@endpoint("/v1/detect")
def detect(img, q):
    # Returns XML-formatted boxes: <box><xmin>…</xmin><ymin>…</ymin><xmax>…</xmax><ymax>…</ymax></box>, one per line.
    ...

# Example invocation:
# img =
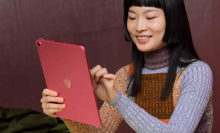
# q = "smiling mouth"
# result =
<box><xmin>137</xmin><ymin>36</ymin><xmax>152</xmax><ymax>40</ymax></box>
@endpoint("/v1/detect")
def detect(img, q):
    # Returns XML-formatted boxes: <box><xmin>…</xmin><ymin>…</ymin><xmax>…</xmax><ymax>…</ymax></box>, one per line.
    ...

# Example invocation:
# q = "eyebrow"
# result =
<box><xmin>128</xmin><ymin>9</ymin><xmax>158</xmax><ymax>14</ymax></box>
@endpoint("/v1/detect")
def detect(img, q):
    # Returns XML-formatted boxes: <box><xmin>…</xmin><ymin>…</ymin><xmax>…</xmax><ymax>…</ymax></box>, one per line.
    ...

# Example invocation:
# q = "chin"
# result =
<box><xmin>136</xmin><ymin>44</ymin><xmax>154</xmax><ymax>52</ymax></box>
<box><xmin>137</xmin><ymin>48</ymin><xmax>154</xmax><ymax>52</ymax></box>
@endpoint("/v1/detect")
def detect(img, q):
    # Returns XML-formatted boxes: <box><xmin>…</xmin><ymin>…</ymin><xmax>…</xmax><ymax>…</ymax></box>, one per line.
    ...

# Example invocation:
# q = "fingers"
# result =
<box><xmin>90</xmin><ymin>65</ymin><xmax>102</xmax><ymax>79</ymax></box>
<box><xmin>42</xmin><ymin>103</ymin><xmax>66</xmax><ymax>110</ymax></box>
<box><xmin>103</xmin><ymin>74</ymin><xmax>116</xmax><ymax>80</ymax></box>
<box><xmin>42</xmin><ymin>89</ymin><xmax>58</xmax><ymax>97</ymax></box>
<box><xmin>91</xmin><ymin>65</ymin><xmax>109</xmax><ymax>81</ymax></box>
<box><xmin>43</xmin><ymin>109</ymin><xmax>62</xmax><ymax>117</ymax></box>
<box><xmin>41</xmin><ymin>89</ymin><xmax>65</xmax><ymax>117</ymax></box>
<box><xmin>94</xmin><ymin>68</ymin><xmax>108</xmax><ymax>82</ymax></box>
<box><xmin>41</xmin><ymin>96</ymin><xmax>64</xmax><ymax>103</ymax></box>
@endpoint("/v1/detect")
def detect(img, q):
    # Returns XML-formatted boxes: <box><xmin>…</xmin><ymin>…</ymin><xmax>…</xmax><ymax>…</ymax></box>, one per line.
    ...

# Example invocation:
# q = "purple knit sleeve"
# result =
<box><xmin>107</xmin><ymin>61</ymin><xmax>213</xmax><ymax>133</ymax></box>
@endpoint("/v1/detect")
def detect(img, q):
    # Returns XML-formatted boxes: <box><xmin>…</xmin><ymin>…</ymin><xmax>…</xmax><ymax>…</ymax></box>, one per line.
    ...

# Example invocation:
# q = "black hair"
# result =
<box><xmin>124</xmin><ymin>0</ymin><xmax>200</xmax><ymax>99</ymax></box>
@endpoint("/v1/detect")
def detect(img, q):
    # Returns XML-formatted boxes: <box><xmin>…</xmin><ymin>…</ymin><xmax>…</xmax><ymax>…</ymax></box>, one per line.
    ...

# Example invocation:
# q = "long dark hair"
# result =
<box><xmin>124</xmin><ymin>0</ymin><xmax>200</xmax><ymax>99</ymax></box>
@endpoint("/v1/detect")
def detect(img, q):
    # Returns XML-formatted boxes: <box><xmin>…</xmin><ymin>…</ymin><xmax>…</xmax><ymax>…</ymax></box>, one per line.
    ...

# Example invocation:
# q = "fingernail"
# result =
<box><xmin>103</xmin><ymin>74</ymin><xmax>108</xmax><ymax>77</ymax></box>
<box><xmin>54</xmin><ymin>92</ymin><xmax>57</xmax><ymax>96</ymax></box>
<box><xmin>59</xmin><ymin>98</ymin><xmax>63</xmax><ymax>102</ymax></box>
<box><xmin>61</xmin><ymin>104</ymin><xmax>65</xmax><ymax>108</ymax></box>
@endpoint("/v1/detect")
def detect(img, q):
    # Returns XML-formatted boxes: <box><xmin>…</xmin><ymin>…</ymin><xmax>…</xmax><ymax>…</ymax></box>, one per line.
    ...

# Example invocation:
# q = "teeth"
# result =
<box><xmin>137</xmin><ymin>36</ymin><xmax>150</xmax><ymax>40</ymax></box>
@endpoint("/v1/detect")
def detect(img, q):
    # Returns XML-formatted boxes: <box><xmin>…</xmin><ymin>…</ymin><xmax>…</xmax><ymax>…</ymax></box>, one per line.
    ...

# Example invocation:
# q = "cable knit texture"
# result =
<box><xmin>143</xmin><ymin>45</ymin><xmax>170</xmax><ymax>70</ymax></box>
<box><xmin>108</xmin><ymin>61</ymin><xmax>213</xmax><ymax>133</ymax></box>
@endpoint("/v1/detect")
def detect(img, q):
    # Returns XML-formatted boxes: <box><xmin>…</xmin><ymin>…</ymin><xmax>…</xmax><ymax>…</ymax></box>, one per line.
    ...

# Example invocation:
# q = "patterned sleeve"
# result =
<box><xmin>61</xmin><ymin>65</ymin><xmax>129</xmax><ymax>133</ymax></box>
<box><xmin>107</xmin><ymin>61</ymin><xmax>213</xmax><ymax>133</ymax></box>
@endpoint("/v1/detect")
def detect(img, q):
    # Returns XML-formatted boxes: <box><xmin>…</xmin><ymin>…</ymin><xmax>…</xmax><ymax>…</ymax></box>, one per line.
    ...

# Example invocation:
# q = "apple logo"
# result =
<box><xmin>64</xmin><ymin>77</ymin><xmax>72</xmax><ymax>88</ymax></box>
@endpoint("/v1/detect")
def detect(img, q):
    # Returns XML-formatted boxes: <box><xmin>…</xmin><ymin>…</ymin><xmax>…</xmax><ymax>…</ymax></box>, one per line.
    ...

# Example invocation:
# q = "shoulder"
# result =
<box><xmin>115</xmin><ymin>64</ymin><xmax>131</xmax><ymax>76</ymax></box>
<box><xmin>181</xmin><ymin>60</ymin><xmax>213</xmax><ymax>92</ymax></box>
<box><xmin>183</xmin><ymin>60</ymin><xmax>213</xmax><ymax>78</ymax></box>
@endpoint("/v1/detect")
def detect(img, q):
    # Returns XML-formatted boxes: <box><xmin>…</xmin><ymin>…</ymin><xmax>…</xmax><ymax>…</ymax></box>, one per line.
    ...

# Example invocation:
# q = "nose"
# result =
<box><xmin>135</xmin><ymin>19</ymin><xmax>147</xmax><ymax>32</ymax></box>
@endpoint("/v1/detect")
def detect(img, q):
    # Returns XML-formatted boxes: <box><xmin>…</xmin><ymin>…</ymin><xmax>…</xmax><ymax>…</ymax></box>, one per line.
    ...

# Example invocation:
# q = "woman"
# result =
<box><xmin>40</xmin><ymin>0</ymin><xmax>213</xmax><ymax>132</ymax></box>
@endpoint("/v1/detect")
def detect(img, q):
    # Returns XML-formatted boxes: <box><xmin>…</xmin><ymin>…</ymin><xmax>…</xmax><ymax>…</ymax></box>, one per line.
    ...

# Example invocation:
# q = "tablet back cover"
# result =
<box><xmin>36</xmin><ymin>38</ymin><xmax>101</xmax><ymax>127</ymax></box>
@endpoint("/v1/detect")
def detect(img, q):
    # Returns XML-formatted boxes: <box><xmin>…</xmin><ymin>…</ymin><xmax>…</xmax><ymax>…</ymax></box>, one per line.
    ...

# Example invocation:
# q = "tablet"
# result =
<box><xmin>36</xmin><ymin>38</ymin><xmax>101</xmax><ymax>127</ymax></box>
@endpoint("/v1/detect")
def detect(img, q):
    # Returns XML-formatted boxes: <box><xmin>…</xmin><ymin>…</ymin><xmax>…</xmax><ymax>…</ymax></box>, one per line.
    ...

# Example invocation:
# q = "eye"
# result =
<box><xmin>128</xmin><ymin>17</ymin><xmax>136</xmax><ymax>20</ymax></box>
<box><xmin>147</xmin><ymin>17</ymin><xmax>156</xmax><ymax>20</ymax></box>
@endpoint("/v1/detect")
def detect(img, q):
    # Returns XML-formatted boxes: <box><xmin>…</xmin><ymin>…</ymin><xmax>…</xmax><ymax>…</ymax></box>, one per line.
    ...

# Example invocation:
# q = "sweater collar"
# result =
<box><xmin>143</xmin><ymin>45</ymin><xmax>170</xmax><ymax>70</ymax></box>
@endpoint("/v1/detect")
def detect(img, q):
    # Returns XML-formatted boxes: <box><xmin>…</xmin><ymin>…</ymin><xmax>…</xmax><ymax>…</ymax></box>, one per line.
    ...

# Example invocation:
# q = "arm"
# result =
<box><xmin>61</xmin><ymin>65</ymin><xmax>129</xmax><ymax>133</ymax></box>
<box><xmin>107</xmin><ymin>61</ymin><xmax>213</xmax><ymax>133</ymax></box>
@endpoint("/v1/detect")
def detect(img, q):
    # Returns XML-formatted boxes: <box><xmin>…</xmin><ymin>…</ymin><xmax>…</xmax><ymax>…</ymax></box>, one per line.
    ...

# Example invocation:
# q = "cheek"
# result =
<box><xmin>127</xmin><ymin>23</ymin><xmax>132</xmax><ymax>34</ymax></box>
<box><xmin>127</xmin><ymin>20</ymin><xmax>137</xmax><ymax>34</ymax></box>
<box><xmin>151</xmin><ymin>18</ymin><xmax>166</xmax><ymax>35</ymax></box>
<box><xmin>152</xmin><ymin>23</ymin><xmax>165</xmax><ymax>35</ymax></box>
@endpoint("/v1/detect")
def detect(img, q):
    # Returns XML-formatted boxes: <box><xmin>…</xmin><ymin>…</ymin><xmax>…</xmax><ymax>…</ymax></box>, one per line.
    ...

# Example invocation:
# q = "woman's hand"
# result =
<box><xmin>91</xmin><ymin>65</ymin><xmax>118</xmax><ymax>102</ymax></box>
<box><xmin>41</xmin><ymin>65</ymin><xmax>117</xmax><ymax>117</ymax></box>
<box><xmin>40</xmin><ymin>89</ymin><xmax>66</xmax><ymax>117</ymax></box>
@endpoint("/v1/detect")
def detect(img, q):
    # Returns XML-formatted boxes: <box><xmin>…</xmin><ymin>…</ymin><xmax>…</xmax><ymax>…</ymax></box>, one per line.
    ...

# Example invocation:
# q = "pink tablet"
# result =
<box><xmin>36</xmin><ymin>38</ymin><xmax>101</xmax><ymax>127</ymax></box>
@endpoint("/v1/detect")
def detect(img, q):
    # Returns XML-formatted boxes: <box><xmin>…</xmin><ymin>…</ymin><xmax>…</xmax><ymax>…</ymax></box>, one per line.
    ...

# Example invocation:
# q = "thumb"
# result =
<box><xmin>103</xmin><ymin>74</ymin><xmax>116</xmax><ymax>80</ymax></box>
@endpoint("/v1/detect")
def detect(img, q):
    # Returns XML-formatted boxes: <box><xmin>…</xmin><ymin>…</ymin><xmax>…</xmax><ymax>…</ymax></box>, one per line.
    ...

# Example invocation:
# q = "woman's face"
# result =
<box><xmin>127</xmin><ymin>6</ymin><xmax>167</xmax><ymax>52</ymax></box>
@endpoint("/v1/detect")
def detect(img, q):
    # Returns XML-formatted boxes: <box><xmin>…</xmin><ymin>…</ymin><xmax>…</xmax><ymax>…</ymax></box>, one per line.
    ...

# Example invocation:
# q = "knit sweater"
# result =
<box><xmin>61</xmin><ymin>48</ymin><xmax>213</xmax><ymax>133</ymax></box>
<box><xmin>107</xmin><ymin>61</ymin><xmax>213</xmax><ymax>133</ymax></box>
